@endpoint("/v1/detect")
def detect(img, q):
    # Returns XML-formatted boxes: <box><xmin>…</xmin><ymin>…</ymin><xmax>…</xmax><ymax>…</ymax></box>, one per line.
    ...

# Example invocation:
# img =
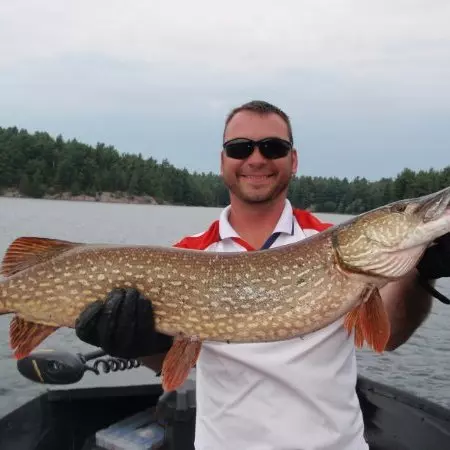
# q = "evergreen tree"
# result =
<box><xmin>0</xmin><ymin>126</ymin><xmax>448</xmax><ymax>213</ymax></box>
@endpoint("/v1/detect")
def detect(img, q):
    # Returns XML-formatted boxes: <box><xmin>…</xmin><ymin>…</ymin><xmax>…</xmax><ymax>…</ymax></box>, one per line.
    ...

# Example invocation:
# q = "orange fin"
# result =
<box><xmin>344</xmin><ymin>287</ymin><xmax>390</xmax><ymax>352</ymax></box>
<box><xmin>1</xmin><ymin>237</ymin><xmax>81</xmax><ymax>277</ymax></box>
<box><xmin>10</xmin><ymin>315</ymin><xmax>59</xmax><ymax>359</ymax></box>
<box><xmin>161</xmin><ymin>336</ymin><xmax>202</xmax><ymax>392</ymax></box>
<box><xmin>344</xmin><ymin>308</ymin><xmax>364</xmax><ymax>348</ymax></box>
<box><xmin>344</xmin><ymin>285</ymin><xmax>373</xmax><ymax>343</ymax></box>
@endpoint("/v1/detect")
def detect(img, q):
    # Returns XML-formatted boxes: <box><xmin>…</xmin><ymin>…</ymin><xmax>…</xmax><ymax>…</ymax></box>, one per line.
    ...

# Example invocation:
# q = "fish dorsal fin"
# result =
<box><xmin>1</xmin><ymin>237</ymin><xmax>80</xmax><ymax>277</ymax></box>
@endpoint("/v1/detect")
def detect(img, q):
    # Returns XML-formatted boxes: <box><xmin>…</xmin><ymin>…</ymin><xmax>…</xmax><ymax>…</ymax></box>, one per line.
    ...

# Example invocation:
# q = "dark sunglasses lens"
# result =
<box><xmin>224</xmin><ymin>141</ymin><xmax>253</xmax><ymax>159</ymax></box>
<box><xmin>259</xmin><ymin>139</ymin><xmax>291</xmax><ymax>159</ymax></box>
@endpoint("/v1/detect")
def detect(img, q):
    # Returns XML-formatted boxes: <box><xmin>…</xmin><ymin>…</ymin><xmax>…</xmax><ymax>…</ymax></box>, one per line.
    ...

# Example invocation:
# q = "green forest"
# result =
<box><xmin>1</xmin><ymin>126</ymin><xmax>449</xmax><ymax>214</ymax></box>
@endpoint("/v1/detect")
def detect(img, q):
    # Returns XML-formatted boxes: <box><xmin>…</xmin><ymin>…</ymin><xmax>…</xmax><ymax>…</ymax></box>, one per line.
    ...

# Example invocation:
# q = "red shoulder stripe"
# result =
<box><xmin>230</xmin><ymin>237</ymin><xmax>255</xmax><ymax>251</ymax></box>
<box><xmin>292</xmin><ymin>209</ymin><xmax>333</xmax><ymax>232</ymax></box>
<box><xmin>173</xmin><ymin>220</ymin><xmax>221</xmax><ymax>250</ymax></box>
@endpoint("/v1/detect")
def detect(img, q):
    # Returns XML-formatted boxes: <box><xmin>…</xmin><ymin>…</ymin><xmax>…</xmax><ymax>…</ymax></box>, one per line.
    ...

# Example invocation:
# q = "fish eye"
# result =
<box><xmin>393</xmin><ymin>203</ymin><xmax>407</xmax><ymax>213</ymax></box>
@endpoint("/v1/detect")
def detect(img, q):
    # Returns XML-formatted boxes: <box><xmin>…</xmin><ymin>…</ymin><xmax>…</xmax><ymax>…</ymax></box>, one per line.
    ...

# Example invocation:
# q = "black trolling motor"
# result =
<box><xmin>16</xmin><ymin>349</ymin><xmax>197</xmax><ymax>450</ymax></box>
<box><xmin>16</xmin><ymin>349</ymin><xmax>141</xmax><ymax>385</ymax></box>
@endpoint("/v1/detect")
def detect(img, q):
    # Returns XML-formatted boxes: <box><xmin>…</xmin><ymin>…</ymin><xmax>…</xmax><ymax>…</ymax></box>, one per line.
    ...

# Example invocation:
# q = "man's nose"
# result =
<box><xmin>246</xmin><ymin>146</ymin><xmax>267</xmax><ymax>165</ymax></box>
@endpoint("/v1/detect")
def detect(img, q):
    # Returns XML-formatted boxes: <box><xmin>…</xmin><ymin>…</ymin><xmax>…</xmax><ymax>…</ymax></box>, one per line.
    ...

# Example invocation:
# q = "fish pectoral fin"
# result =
<box><xmin>161</xmin><ymin>336</ymin><xmax>202</xmax><ymax>392</ymax></box>
<box><xmin>10</xmin><ymin>315</ymin><xmax>59</xmax><ymax>359</ymax></box>
<box><xmin>1</xmin><ymin>237</ymin><xmax>82</xmax><ymax>277</ymax></box>
<box><xmin>344</xmin><ymin>308</ymin><xmax>364</xmax><ymax>348</ymax></box>
<box><xmin>344</xmin><ymin>286</ymin><xmax>390</xmax><ymax>353</ymax></box>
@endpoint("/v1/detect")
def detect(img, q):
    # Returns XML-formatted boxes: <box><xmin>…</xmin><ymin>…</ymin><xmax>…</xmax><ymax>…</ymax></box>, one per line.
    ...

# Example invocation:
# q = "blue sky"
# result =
<box><xmin>0</xmin><ymin>0</ymin><xmax>449</xmax><ymax>180</ymax></box>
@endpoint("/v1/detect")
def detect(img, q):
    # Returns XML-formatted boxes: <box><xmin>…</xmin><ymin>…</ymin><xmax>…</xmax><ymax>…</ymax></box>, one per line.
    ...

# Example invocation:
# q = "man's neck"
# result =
<box><xmin>228</xmin><ymin>196</ymin><xmax>287</xmax><ymax>249</ymax></box>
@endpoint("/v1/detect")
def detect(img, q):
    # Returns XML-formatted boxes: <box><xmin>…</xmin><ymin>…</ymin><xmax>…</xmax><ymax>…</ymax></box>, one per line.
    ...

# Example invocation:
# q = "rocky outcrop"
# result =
<box><xmin>1</xmin><ymin>189</ymin><xmax>159</xmax><ymax>205</ymax></box>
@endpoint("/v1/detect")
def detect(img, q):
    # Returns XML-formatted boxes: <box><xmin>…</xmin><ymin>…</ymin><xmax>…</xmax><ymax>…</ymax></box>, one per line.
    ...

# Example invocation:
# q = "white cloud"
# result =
<box><xmin>0</xmin><ymin>1</ymin><xmax>449</xmax><ymax>179</ymax></box>
<box><xmin>1</xmin><ymin>0</ymin><xmax>450</xmax><ymax>73</ymax></box>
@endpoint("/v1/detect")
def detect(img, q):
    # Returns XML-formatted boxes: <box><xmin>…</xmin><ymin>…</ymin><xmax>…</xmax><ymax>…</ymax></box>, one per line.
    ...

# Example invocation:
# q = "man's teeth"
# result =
<box><xmin>243</xmin><ymin>175</ymin><xmax>271</xmax><ymax>178</ymax></box>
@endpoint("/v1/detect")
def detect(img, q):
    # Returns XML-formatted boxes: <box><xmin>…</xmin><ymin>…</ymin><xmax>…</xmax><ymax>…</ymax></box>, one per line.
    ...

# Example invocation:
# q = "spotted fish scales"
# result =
<box><xmin>1</xmin><ymin>186</ymin><xmax>450</xmax><ymax>390</ymax></box>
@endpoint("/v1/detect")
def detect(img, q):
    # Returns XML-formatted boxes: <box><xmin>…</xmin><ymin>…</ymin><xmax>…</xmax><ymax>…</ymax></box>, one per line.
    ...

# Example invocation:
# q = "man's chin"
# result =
<box><xmin>242</xmin><ymin>196</ymin><xmax>273</xmax><ymax>204</ymax></box>
<box><xmin>238</xmin><ymin>189</ymin><xmax>278</xmax><ymax>204</ymax></box>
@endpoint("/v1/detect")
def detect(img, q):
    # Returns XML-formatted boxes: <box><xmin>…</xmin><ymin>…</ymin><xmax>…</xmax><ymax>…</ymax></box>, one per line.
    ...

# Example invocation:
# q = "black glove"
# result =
<box><xmin>416</xmin><ymin>232</ymin><xmax>450</xmax><ymax>304</ymax></box>
<box><xmin>417</xmin><ymin>232</ymin><xmax>450</xmax><ymax>280</ymax></box>
<box><xmin>75</xmin><ymin>288</ymin><xmax>173</xmax><ymax>359</ymax></box>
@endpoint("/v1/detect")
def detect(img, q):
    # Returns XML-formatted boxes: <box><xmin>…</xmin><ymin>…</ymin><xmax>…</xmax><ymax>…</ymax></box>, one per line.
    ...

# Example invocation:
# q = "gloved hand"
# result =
<box><xmin>417</xmin><ymin>232</ymin><xmax>450</xmax><ymax>280</ymax></box>
<box><xmin>75</xmin><ymin>288</ymin><xmax>173</xmax><ymax>359</ymax></box>
<box><xmin>416</xmin><ymin>232</ymin><xmax>450</xmax><ymax>304</ymax></box>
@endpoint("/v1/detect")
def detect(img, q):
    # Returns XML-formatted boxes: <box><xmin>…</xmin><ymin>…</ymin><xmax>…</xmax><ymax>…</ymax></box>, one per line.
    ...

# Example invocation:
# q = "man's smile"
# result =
<box><xmin>239</xmin><ymin>174</ymin><xmax>275</xmax><ymax>180</ymax></box>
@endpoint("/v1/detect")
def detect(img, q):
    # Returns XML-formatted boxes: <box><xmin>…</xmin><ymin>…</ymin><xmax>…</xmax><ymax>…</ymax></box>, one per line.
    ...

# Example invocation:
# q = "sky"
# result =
<box><xmin>0</xmin><ymin>0</ymin><xmax>449</xmax><ymax>181</ymax></box>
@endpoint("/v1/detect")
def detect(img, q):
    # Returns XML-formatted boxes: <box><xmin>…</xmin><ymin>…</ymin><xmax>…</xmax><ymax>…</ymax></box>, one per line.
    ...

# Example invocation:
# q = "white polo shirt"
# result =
<box><xmin>174</xmin><ymin>200</ymin><xmax>368</xmax><ymax>450</ymax></box>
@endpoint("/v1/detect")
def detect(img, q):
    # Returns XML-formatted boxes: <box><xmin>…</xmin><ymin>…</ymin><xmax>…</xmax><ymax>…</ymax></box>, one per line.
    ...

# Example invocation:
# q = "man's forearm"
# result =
<box><xmin>381</xmin><ymin>270</ymin><xmax>433</xmax><ymax>351</ymax></box>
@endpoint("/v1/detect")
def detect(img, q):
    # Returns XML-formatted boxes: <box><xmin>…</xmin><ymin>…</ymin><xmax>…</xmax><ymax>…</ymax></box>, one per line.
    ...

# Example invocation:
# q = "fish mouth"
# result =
<box><xmin>394</xmin><ymin>186</ymin><xmax>450</xmax><ymax>254</ymax></box>
<box><xmin>414</xmin><ymin>186</ymin><xmax>450</xmax><ymax>222</ymax></box>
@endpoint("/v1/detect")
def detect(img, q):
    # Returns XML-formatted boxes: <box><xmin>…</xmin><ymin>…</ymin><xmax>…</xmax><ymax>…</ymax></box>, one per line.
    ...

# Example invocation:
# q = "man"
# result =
<box><xmin>76</xmin><ymin>101</ymin><xmax>450</xmax><ymax>449</ymax></box>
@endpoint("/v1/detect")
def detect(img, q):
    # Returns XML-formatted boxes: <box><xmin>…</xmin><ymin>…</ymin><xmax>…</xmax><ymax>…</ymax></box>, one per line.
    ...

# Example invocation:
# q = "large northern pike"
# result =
<box><xmin>1</xmin><ymin>186</ymin><xmax>450</xmax><ymax>390</ymax></box>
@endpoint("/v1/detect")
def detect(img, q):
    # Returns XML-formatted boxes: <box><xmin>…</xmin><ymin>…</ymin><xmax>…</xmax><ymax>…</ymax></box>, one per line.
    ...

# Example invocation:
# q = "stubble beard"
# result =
<box><xmin>224</xmin><ymin>177</ymin><xmax>291</xmax><ymax>205</ymax></box>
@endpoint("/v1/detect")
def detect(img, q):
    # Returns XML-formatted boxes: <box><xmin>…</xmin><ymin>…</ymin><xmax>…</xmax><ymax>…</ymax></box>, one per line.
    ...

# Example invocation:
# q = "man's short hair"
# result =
<box><xmin>223</xmin><ymin>100</ymin><xmax>293</xmax><ymax>143</ymax></box>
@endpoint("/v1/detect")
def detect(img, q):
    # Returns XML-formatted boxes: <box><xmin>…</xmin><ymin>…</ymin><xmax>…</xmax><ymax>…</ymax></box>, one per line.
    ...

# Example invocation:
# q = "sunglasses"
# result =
<box><xmin>223</xmin><ymin>137</ymin><xmax>293</xmax><ymax>160</ymax></box>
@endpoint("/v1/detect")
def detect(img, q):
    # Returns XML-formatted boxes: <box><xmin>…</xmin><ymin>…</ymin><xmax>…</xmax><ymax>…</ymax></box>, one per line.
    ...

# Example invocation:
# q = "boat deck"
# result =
<box><xmin>1</xmin><ymin>374</ymin><xmax>450</xmax><ymax>449</ymax></box>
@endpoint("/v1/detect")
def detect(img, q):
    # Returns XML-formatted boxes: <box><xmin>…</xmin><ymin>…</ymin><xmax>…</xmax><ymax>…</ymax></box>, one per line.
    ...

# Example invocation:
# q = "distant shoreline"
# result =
<box><xmin>0</xmin><ymin>188</ymin><xmax>160</xmax><ymax>206</ymax></box>
<box><xmin>0</xmin><ymin>188</ymin><xmax>337</xmax><ymax>215</ymax></box>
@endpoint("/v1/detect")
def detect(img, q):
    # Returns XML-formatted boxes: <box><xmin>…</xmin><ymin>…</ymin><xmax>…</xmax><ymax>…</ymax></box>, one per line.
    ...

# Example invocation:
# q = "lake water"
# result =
<box><xmin>0</xmin><ymin>197</ymin><xmax>449</xmax><ymax>417</ymax></box>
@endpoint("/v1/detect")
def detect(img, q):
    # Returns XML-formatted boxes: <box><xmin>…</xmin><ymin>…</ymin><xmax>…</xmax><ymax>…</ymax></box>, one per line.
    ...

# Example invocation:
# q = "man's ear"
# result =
<box><xmin>291</xmin><ymin>148</ymin><xmax>298</xmax><ymax>175</ymax></box>
<box><xmin>220</xmin><ymin>150</ymin><xmax>225</xmax><ymax>176</ymax></box>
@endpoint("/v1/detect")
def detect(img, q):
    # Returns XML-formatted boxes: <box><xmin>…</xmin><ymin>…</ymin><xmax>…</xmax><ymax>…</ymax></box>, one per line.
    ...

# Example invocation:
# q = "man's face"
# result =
<box><xmin>221</xmin><ymin>111</ymin><xmax>298</xmax><ymax>205</ymax></box>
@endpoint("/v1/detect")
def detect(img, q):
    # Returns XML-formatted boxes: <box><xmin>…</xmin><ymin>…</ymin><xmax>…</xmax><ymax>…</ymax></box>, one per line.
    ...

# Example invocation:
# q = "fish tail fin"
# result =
<box><xmin>161</xmin><ymin>336</ymin><xmax>202</xmax><ymax>392</ymax></box>
<box><xmin>10</xmin><ymin>316</ymin><xmax>59</xmax><ymax>359</ymax></box>
<box><xmin>1</xmin><ymin>236</ymin><xmax>82</xmax><ymax>277</ymax></box>
<box><xmin>344</xmin><ymin>287</ymin><xmax>390</xmax><ymax>352</ymax></box>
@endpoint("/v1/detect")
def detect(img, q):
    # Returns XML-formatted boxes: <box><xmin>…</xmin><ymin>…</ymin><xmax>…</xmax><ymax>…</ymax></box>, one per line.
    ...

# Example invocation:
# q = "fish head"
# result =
<box><xmin>335</xmin><ymin>186</ymin><xmax>450</xmax><ymax>279</ymax></box>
